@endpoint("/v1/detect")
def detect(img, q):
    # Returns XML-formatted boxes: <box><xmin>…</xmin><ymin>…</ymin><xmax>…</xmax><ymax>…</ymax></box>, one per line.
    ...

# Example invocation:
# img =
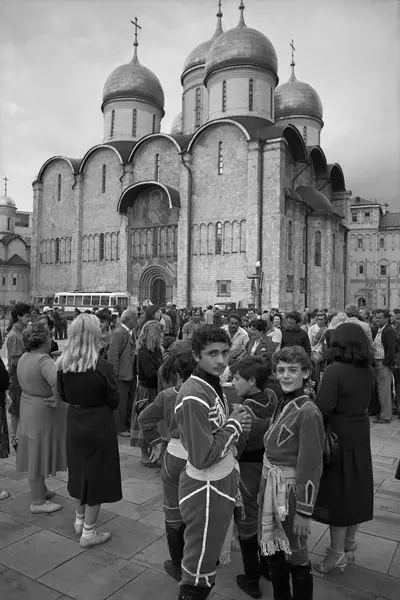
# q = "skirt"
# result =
<box><xmin>8</xmin><ymin>364</ymin><xmax>22</xmax><ymax>418</ymax></box>
<box><xmin>0</xmin><ymin>404</ymin><xmax>10</xmax><ymax>458</ymax></box>
<box><xmin>67</xmin><ymin>405</ymin><xmax>122</xmax><ymax>505</ymax></box>
<box><xmin>130</xmin><ymin>384</ymin><xmax>158</xmax><ymax>448</ymax></box>
<box><xmin>16</xmin><ymin>393</ymin><xmax>68</xmax><ymax>479</ymax></box>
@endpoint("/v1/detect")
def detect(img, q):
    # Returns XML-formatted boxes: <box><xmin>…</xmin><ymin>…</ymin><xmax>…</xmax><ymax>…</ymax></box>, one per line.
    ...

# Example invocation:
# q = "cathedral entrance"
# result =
<box><xmin>151</xmin><ymin>278</ymin><xmax>166</xmax><ymax>306</ymax></box>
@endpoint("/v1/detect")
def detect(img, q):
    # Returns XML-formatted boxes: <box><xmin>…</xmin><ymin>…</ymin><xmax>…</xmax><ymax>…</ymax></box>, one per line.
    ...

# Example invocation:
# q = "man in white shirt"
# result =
<box><xmin>345</xmin><ymin>304</ymin><xmax>373</xmax><ymax>344</ymax></box>
<box><xmin>222</xmin><ymin>313</ymin><xmax>249</xmax><ymax>362</ymax></box>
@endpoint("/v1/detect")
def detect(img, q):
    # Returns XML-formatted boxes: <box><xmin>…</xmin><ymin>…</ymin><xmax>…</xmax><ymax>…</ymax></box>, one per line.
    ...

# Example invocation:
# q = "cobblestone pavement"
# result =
<box><xmin>0</xmin><ymin>339</ymin><xmax>399</xmax><ymax>600</ymax></box>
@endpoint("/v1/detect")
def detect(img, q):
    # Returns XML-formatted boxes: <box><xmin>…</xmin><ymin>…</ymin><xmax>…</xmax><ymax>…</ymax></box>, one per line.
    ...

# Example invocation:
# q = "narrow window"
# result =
<box><xmin>152</xmin><ymin>114</ymin><xmax>156</xmax><ymax>133</ymax></box>
<box><xmin>7</xmin><ymin>217</ymin><xmax>11</xmax><ymax>230</ymax></box>
<box><xmin>110</xmin><ymin>109</ymin><xmax>115</xmax><ymax>137</ymax></box>
<box><xmin>222</xmin><ymin>81</ymin><xmax>227</xmax><ymax>112</ymax></box>
<box><xmin>215</xmin><ymin>222</ymin><xmax>222</xmax><ymax>254</ymax></box>
<box><xmin>155</xmin><ymin>153</ymin><xmax>160</xmax><ymax>181</ymax></box>
<box><xmin>380</xmin><ymin>264</ymin><xmax>387</xmax><ymax>276</ymax></box>
<box><xmin>357</xmin><ymin>237</ymin><xmax>363</xmax><ymax>250</ymax></box>
<box><xmin>101</xmin><ymin>164</ymin><xmax>106</xmax><ymax>193</ymax></box>
<box><xmin>217</xmin><ymin>141</ymin><xmax>223</xmax><ymax>175</ymax></box>
<box><xmin>288</xmin><ymin>220</ymin><xmax>293</xmax><ymax>261</ymax></box>
<box><xmin>55</xmin><ymin>238</ymin><xmax>60</xmax><ymax>263</ymax></box>
<box><xmin>379</xmin><ymin>237</ymin><xmax>385</xmax><ymax>249</ymax></box>
<box><xmin>315</xmin><ymin>231</ymin><xmax>321</xmax><ymax>266</ymax></box>
<box><xmin>248</xmin><ymin>79</ymin><xmax>254</xmax><ymax>111</ymax></box>
<box><xmin>302</xmin><ymin>226</ymin><xmax>306</xmax><ymax>264</ymax></box>
<box><xmin>57</xmin><ymin>174</ymin><xmax>61</xmax><ymax>202</ymax></box>
<box><xmin>332</xmin><ymin>233</ymin><xmax>336</xmax><ymax>268</ymax></box>
<box><xmin>99</xmin><ymin>233</ymin><xmax>105</xmax><ymax>261</ymax></box>
<box><xmin>270</xmin><ymin>88</ymin><xmax>273</xmax><ymax>118</ymax></box>
<box><xmin>132</xmin><ymin>109</ymin><xmax>137</xmax><ymax>137</ymax></box>
<box><xmin>195</xmin><ymin>88</ymin><xmax>201</xmax><ymax>129</ymax></box>
<box><xmin>302</xmin><ymin>126</ymin><xmax>307</xmax><ymax>145</ymax></box>
<box><xmin>352</xmin><ymin>213</ymin><xmax>357</xmax><ymax>223</ymax></box>
<box><xmin>358</xmin><ymin>264</ymin><xmax>364</xmax><ymax>275</ymax></box>
<box><xmin>12</xmin><ymin>275</ymin><xmax>17</xmax><ymax>286</ymax></box>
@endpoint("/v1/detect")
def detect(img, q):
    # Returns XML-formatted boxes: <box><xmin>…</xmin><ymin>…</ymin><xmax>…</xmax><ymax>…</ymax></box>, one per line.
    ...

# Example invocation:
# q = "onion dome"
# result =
<box><xmin>275</xmin><ymin>64</ymin><xmax>323</xmax><ymax>122</ymax></box>
<box><xmin>204</xmin><ymin>2</ymin><xmax>278</xmax><ymax>84</ymax></box>
<box><xmin>181</xmin><ymin>5</ymin><xmax>223</xmax><ymax>80</ymax></box>
<box><xmin>170</xmin><ymin>112</ymin><xmax>183</xmax><ymax>135</ymax></box>
<box><xmin>102</xmin><ymin>38</ymin><xmax>164</xmax><ymax>111</ymax></box>
<box><xmin>0</xmin><ymin>195</ymin><xmax>16</xmax><ymax>207</ymax></box>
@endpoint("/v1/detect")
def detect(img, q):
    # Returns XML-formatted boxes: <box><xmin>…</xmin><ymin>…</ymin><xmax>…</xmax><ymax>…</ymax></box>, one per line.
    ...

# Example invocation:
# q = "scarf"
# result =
<box><xmin>259</xmin><ymin>455</ymin><xmax>295</xmax><ymax>556</ymax></box>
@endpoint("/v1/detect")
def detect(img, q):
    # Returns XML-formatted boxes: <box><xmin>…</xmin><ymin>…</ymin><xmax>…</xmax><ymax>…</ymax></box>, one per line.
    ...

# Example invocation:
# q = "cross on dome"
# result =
<box><xmin>130</xmin><ymin>17</ymin><xmax>142</xmax><ymax>63</ymax></box>
<box><xmin>238</xmin><ymin>1</ymin><xmax>246</xmax><ymax>26</ymax></box>
<box><xmin>3</xmin><ymin>176</ymin><xmax>8</xmax><ymax>196</ymax></box>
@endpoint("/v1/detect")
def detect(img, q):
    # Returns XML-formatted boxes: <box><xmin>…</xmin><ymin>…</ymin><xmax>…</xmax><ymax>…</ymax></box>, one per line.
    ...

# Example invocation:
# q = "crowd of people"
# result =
<box><xmin>0</xmin><ymin>299</ymin><xmax>399</xmax><ymax>600</ymax></box>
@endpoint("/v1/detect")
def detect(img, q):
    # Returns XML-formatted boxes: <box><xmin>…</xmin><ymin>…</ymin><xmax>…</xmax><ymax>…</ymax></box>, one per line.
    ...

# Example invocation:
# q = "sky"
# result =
<box><xmin>0</xmin><ymin>0</ymin><xmax>399</xmax><ymax>212</ymax></box>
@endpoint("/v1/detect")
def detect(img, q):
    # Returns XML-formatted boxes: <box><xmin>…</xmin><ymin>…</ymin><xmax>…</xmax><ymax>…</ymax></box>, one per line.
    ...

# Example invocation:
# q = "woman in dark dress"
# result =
<box><xmin>313</xmin><ymin>323</ymin><xmax>375</xmax><ymax>574</ymax></box>
<box><xmin>0</xmin><ymin>357</ymin><xmax>10</xmax><ymax>500</ymax></box>
<box><xmin>57</xmin><ymin>313</ymin><xmax>122</xmax><ymax>549</ymax></box>
<box><xmin>130</xmin><ymin>320</ymin><xmax>163</xmax><ymax>465</ymax></box>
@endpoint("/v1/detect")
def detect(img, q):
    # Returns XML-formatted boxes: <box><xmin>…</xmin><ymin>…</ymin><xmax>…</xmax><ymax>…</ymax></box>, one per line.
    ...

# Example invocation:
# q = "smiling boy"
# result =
<box><xmin>259</xmin><ymin>346</ymin><xmax>324</xmax><ymax>600</ymax></box>
<box><xmin>175</xmin><ymin>325</ymin><xmax>250</xmax><ymax>600</ymax></box>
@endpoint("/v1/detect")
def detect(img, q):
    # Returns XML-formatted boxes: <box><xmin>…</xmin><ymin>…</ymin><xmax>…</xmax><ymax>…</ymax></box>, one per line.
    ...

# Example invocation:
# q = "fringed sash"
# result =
<box><xmin>259</xmin><ymin>455</ymin><xmax>296</xmax><ymax>556</ymax></box>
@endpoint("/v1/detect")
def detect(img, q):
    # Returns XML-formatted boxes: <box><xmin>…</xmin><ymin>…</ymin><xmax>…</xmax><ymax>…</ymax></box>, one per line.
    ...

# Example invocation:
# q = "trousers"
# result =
<box><xmin>162</xmin><ymin>451</ymin><xmax>186</xmax><ymax>528</ymax></box>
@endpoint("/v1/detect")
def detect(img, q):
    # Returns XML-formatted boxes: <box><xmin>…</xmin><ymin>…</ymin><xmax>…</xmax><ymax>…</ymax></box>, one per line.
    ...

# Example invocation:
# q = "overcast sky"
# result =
<box><xmin>0</xmin><ymin>0</ymin><xmax>399</xmax><ymax>212</ymax></box>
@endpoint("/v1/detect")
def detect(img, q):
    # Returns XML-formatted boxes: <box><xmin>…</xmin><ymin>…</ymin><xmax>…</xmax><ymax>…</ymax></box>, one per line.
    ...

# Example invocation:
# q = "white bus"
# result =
<box><xmin>54</xmin><ymin>291</ymin><xmax>130</xmax><ymax>318</ymax></box>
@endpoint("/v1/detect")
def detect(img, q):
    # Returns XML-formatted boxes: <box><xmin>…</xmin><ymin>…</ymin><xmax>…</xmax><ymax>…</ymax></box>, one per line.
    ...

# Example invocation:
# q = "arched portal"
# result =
<box><xmin>151</xmin><ymin>278</ymin><xmax>166</xmax><ymax>306</ymax></box>
<box><xmin>139</xmin><ymin>265</ymin><xmax>172</xmax><ymax>307</ymax></box>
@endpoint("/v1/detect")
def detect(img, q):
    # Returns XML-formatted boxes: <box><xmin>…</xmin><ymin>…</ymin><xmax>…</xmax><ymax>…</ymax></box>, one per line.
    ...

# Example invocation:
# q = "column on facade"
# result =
<box><xmin>176</xmin><ymin>153</ymin><xmax>191</xmax><ymax>307</ymax></box>
<box><xmin>31</xmin><ymin>181</ymin><xmax>43</xmax><ymax>298</ymax></box>
<box><xmin>331</xmin><ymin>190</ymin><xmax>352</xmax><ymax>228</ymax></box>
<box><xmin>246</xmin><ymin>141</ymin><xmax>262</xmax><ymax>307</ymax></box>
<box><xmin>71</xmin><ymin>173</ymin><xmax>84</xmax><ymax>291</ymax></box>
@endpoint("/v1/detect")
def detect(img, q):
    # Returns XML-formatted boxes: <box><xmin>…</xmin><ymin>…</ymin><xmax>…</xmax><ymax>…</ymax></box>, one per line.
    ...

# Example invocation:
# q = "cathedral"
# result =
<box><xmin>31</xmin><ymin>1</ymin><xmax>352</xmax><ymax>311</ymax></box>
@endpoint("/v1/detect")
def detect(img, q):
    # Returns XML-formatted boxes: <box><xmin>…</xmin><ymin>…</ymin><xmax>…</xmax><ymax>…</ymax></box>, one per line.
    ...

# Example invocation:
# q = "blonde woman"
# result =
<box><xmin>130</xmin><ymin>320</ymin><xmax>163</xmax><ymax>465</ymax></box>
<box><xmin>57</xmin><ymin>314</ymin><xmax>121</xmax><ymax>549</ymax></box>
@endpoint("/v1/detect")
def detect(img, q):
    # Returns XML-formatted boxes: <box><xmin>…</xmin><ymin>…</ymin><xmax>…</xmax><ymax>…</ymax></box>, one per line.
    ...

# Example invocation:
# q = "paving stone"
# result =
<box><xmin>106</xmin><ymin>567</ymin><xmax>178</xmax><ymax>600</ymax></box>
<box><xmin>0</xmin><ymin>529</ymin><xmax>82</xmax><ymax>579</ymax></box>
<box><xmin>313</xmin><ymin>531</ymin><xmax>397</xmax><ymax>574</ymax></box>
<box><xmin>0</xmin><ymin>511</ymin><xmax>42</xmax><ymax>549</ymax></box>
<box><xmin>33</xmin><ymin>504</ymin><xmax>117</xmax><ymax>540</ymax></box>
<box><xmin>378</xmin><ymin>445</ymin><xmax>400</xmax><ymax>459</ymax></box>
<box><xmin>38</xmin><ymin>548</ymin><xmax>144</xmax><ymax>600</ymax></box>
<box><xmin>372</xmin><ymin>456</ymin><xmax>397</xmax><ymax>466</ymax></box>
<box><xmin>359</xmin><ymin>509</ymin><xmax>400</xmax><ymax>542</ymax></box>
<box><xmin>0</xmin><ymin>462</ymin><xmax>33</xmax><ymax>481</ymax></box>
<box><xmin>138</xmin><ymin>510</ymin><xmax>165</xmax><ymax>529</ymax></box>
<box><xmin>312</xmin><ymin>575</ymin><xmax>375</xmax><ymax>599</ymax></box>
<box><xmin>0</xmin><ymin>568</ymin><xmax>61</xmax><ymax>600</ymax></box>
<box><xmin>118</xmin><ymin>445</ymin><xmax>142</xmax><ymax>457</ymax></box>
<box><xmin>376</xmin><ymin>480</ymin><xmax>400</xmax><ymax>502</ymax></box>
<box><xmin>374</xmin><ymin>497</ymin><xmax>400</xmax><ymax>514</ymax></box>
<box><xmin>0</xmin><ymin>563</ymin><xmax>8</xmax><ymax>574</ymax></box>
<box><xmin>308</xmin><ymin>520</ymin><xmax>328</xmax><ymax>552</ymax></box>
<box><xmin>214</xmin><ymin>552</ymin><xmax>272</xmax><ymax>599</ymax></box>
<box><xmin>0</xmin><ymin>491</ymin><xmax>74</xmax><ymax>522</ymax></box>
<box><xmin>101</xmin><ymin>516</ymin><xmax>163</xmax><ymax>559</ymax></box>
<box><xmin>44</xmin><ymin>477</ymin><xmax>69</xmax><ymax>492</ymax></box>
<box><xmin>388</xmin><ymin>544</ymin><xmax>400</xmax><ymax>578</ymax></box>
<box><xmin>102</xmin><ymin>499</ymin><xmax>153</xmax><ymax>520</ymax></box>
<box><xmin>120</xmin><ymin>459</ymin><xmax>162</xmax><ymax>482</ymax></box>
<box><xmin>0</xmin><ymin>475</ymin><xmax>30</xmax><ymax>496</ymax></box>
<box><xmin>121</xmin><ymin>478</ymin><xmax>162</xmax><ymax>505</ymax></box>
<box><xmin>131</xmin><ymin>536</ymin><xmax>168</xmax><ymax>573</ymax></box>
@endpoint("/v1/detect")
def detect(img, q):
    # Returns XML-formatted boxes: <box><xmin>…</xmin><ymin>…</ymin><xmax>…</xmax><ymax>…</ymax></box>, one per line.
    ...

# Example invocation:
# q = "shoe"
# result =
<box><xmin>30</xmin><ymin>501</ymin><xmax>63</xmax><ymax>514</ymax></box>
<box><xmin>314</xmin><ymin>550</ymin><xmax>348</xmax><ymax>575</ymax></box>
<box><xmin>290</xmin><ymin>562</ymin><xmax>313</xmax><ymax>600</ymax></box>
<box><xmin>373</xmin><ymin>417</ymin><xmax>392</xmax><ymax>424</ymax></box>
<box><xmin>11</xmin><ymin>437</ymin><xmax>18</xmax><ymax>452</ymax></box>
<box><xmin>117</xmin><ymin>431</ymin><xmax>130</xmax><ymax>438</ymax></box>
<box><xmin>178</xmin><ymin>584</ymin><xmax>213</xmax><ymax>599</ymax></box>
<box><xmin>260</xmin><ymin>554</ymin><xmax>271</xmax><ymax>581</ymax></box>
<box><xmin>0</xmin><ymin>490</ymin><xmax>10</xmax><ymax>501</ymax></box>
<box><xmin>74</xmin><ymin>520</ymin><xmax>84</xmax><ymax>535</ymax></box>
<box><xmin>80</xmin><ymin>530</ymin><xmax>111</xmax><ymax>549</ymax></box>
<box><xmin>236</xmin><ymin>575</ymin><xmax>261</xmax><ymax>599</ymax></box>
<box><xmin>141</xmin><ymin>459</ymin><xmax>160</xmax><ymax>468</ymax></box>
<box><xmin>164</xmin><ymin>559</ymin><xmax>182</xmax><ymax>581</ymax></box>
<box><xmin>325</xmin><ymin>540</ymin><xmax>359</xmax><ymax>561</ymax></box>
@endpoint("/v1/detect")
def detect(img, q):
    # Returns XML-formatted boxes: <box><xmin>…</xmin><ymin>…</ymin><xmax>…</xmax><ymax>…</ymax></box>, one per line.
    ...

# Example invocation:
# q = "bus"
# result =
<box><xmin>32</xmin><ymin>294</ymin><xmax>54</xmax><ymax>309</ymax></box>
<box><xmin>53</xmin><ymin>291</ymin><xmax>130</xmax><ymax>318</ymax></box>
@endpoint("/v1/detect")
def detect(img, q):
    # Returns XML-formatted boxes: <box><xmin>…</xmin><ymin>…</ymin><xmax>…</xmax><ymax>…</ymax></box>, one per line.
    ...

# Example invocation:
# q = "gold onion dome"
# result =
<box><xmin>102</xmin><ymin>41</ymin><xmax>164</xmax><ymax>111</ymax></box>
<box><xmin>204</xmin><ymin>2</ymin><xmax>278</xmax><ymax>83</ymax></box>
<box><xmin>275</xmin><ymin>65</ymin><xmax>323</xmax><ymax>122</ymax></box>
<box><xmin>0</xmin><ymin>195</ymin><xmax>16</xmax><ymax>207</ymax></box>
<box><xmin>181</xmin><ymin>6</ymin><xmax>223</xmax><ymax>79</ymax></box>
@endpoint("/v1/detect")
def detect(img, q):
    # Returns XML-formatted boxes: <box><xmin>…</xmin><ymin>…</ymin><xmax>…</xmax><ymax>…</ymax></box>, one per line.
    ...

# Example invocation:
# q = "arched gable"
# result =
<box><xmin>328</xmin><ymin>163</ymin><xmax>346</xmax><ymax>192</ymax></box>
<box><xmin>128</xmin><ymin>133</ymin><xmax>187</xmax><ymax>162</ymax></box>
<box><xmin>36</xmin><ymin>156</ymin><xmax>80</xmax><ymax>183</ymax></box>
<box><xmin>79</xmin><ymin>144</ymin><xmax>124</xmax><ymax>173</ymax></box>
<box><xmin>118</xmin><ymin>181</ymin><xmax>180</xmax><ymax>215</ymax></box>
<box><xmin>308</xmin><ymin>146</ymin><xmax>328</xmax><ymax>176</ymax></box>
<box><xmin>260</xmin><ymin>124</ymin><xmax>307</xmax><ymax>163</ymax></box>
<box><xmin>187</xmin><ymin>119</ymin><xmax>251</xmax><ymax>153</ymax></box>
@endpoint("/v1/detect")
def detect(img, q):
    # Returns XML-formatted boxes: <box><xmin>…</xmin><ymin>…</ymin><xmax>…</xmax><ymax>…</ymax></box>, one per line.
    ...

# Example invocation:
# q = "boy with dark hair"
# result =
<box><xmin>175</xmin><ymin>325</ymin><xmax>251</xmax><ymax>600</ymax></box>
<box><xmin>139</xmin><ymin>351</ymin><xmax>196</xmax><ymax>582</ymax></box>
<box><xmin>230</xmin><ymin>356</ymin><xmax>277</xmax><ymax>598</ymax></box>
<box><xmin>259</xmin><ymin>346</ymin><xmax>324</xmax><ymax>600</ymax></box>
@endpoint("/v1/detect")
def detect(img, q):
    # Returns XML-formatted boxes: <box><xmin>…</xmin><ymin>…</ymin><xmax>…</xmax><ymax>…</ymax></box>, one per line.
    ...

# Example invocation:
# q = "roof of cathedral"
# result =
<box><xmin>275</xmin><ymin>65</ymin><xmax>323</xmax><ymax>123</ymax></box>
<box><xmin>0</xmin><ymin>233</ymin><xmax>23</xmax><ymax>245</ymax></box>
<box><xmin>204</xmin><ymin>3</ymin><xmax>278</xmax><ymax>84</ymax></box>
<box><xmin>380</xmin><ymin>213</ymin><xmax>400</xmax><ymax>228</ymax></box>
<box><xmin>102</xmin><ymin>43</ymin><xmax>164</xmax><ymax>112</ymax></box>
<box><xmin>296</xmin><ymin>186</ymin><xmax>336</xmax><ymax>214</ymax></box>
<box><xmin>5</xmin><ymin>254</ymin><xmax>29</xmax><ymax>266</ymax></box>
<box><xmin>0</xmin><ymin>195</ymin><xmax>16</xmax><ymax>207</ymax></box>
<box><xmin>181</xmin><ymin>8</ymin><xmax>223</xmax><ymax>80</ymax></box>
<box><xmin>106</xmin><ymin>140</ymin><xmax>137</xmax><ymax>163</ymax></box>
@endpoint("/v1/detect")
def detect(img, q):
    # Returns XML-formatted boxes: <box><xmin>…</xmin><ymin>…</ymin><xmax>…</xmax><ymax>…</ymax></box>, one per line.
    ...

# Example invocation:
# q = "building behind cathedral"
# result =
<box><xmin>29</xmin><ymin>2</ymin><xmax>399</xmax><ymax>311</ymax></box>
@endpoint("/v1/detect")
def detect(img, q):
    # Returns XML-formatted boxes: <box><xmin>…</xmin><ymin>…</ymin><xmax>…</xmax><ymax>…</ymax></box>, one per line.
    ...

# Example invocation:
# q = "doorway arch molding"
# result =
<box><xmin>139</xmin><ymin>264</ymin><xmax>173</xmax><ymax>305</ymax></box>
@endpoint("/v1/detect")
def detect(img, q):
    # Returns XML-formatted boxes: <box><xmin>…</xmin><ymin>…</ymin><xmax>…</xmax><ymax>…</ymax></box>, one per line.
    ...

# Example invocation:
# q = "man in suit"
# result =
<box><xmin>372</xmin><ymin>309</ymin><xmax>397</xmax><ymax>423</ymax></box>
<box><xmin>108</xmin><ymin>308</ymin><xmax>137</xmax><ymax>436</ymax></box>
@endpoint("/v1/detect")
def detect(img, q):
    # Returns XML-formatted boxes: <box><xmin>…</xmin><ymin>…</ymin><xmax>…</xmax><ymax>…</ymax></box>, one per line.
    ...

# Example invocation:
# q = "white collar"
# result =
<box><xmin>121</xmin><ymin>323</ymin><xmax>132</xmax><ymax>335</ymax></box>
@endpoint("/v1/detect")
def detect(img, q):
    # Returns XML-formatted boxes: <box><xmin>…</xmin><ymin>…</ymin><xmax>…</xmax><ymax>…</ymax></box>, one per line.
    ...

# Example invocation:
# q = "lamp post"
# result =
<box><xmin>247</xmin><ymin>261</ymin><xmax>264</xmax><ymax>312</ymax></box>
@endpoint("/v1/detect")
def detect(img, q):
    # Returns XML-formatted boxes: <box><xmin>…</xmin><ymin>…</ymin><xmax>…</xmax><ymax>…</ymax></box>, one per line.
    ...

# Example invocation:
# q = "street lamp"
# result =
<box><xmin>247</xmin><ymin>261</ymin><xmax>263</xmax><ymax>312</ymax></box>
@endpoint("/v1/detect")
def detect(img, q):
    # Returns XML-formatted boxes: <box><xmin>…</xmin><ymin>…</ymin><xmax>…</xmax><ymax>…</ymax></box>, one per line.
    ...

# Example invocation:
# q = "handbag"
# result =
<box><xmin>323</xmin><ymin>423</ymin><xmax>340</xmax><ymax>466</ymax></box>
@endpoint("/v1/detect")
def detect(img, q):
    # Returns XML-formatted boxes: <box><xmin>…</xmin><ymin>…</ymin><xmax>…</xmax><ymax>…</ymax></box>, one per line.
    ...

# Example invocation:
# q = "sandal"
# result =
<box><xmin>0</xmin><ymin>490</ymin><xmax>10</xmax><ymax>501</ymax></box>
<box><xmin>373</xmin><ymin>417</ymin><xmax>392</xmax><ymax>424</ymax></box>
<box><xmin>11</xmin><ymin>437</ymin><xmax>18</xmax><ymax>452</ymax></box>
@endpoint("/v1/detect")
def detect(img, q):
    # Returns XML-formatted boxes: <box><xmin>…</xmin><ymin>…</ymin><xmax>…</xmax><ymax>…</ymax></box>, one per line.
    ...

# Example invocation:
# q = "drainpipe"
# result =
<box><xmin>179</xmin><ymin>152</ymin><xmax>193</xmax><ymax>307</ymax></box>
<box><xmin>304</xmin><ymin>209</ymin><xmax>309</xmax><ymax>309</ymax></box>
<box><xmin>292</xmin><ymin>162</ymin><xmax>309</xmax><ymax>188</ymax></box>
<box><xmin>257</xmin><ymin>140</ymin><xmax>265</xmax><ymax>311</ymax></box>
<box><xmin>344</xmin><ymin>228</ymin><xmax>348</xmax><ymax>307</ymax></box>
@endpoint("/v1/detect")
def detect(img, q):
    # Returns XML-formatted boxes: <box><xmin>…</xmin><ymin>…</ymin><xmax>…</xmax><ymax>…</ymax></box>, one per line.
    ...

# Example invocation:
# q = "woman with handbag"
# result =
<box><xmin>313</xmin><ymin>323</ymin><xmax>375</xmax><ymax>574</ymax></box>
